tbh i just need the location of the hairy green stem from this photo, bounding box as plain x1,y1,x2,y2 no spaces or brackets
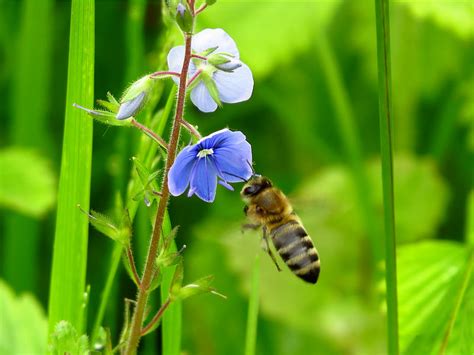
141,298,171,336
374,0,399,353
125,32,193,354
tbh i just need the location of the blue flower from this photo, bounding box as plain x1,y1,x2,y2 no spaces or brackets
167,28,254,113
168,129,253,202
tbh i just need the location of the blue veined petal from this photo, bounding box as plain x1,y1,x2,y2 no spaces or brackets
190,82,218,113
213,143,252,183
168,145,198,196
188,157,218,202
192,28,239,58
214,62,253,104
198,129,247,150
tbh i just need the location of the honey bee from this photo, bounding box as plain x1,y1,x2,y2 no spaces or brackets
241,175,320,284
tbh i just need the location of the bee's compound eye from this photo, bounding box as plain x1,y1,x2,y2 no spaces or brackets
244,186,256,195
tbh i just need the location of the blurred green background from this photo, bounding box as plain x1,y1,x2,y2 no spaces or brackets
0,0,472,354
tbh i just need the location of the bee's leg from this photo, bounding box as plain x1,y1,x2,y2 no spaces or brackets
241,223,261,233
261,228,282,272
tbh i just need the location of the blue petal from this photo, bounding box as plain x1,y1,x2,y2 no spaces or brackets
190,82,218,113
199,129,246,150
188,157,218,202
213,142,253,183
218,179,234,191
214,62,253,104
192,28,239,58
168,145,198,196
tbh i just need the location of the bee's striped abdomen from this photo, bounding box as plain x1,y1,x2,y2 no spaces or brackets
270,220,320,284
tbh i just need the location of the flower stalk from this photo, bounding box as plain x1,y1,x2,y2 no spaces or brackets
140,298,172,336
124,32,193,354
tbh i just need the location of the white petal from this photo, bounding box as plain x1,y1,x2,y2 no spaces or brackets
190,82,218,113
192,28,239,58
214,62,254,103
167,45,197,85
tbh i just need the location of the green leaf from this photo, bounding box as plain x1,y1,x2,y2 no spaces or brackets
175,275,226,301
48,321,89,355
88,210,120,239
398,0,474,39
397,241,473,354
73,104,130,127
0,148,56,218
0,280,47,354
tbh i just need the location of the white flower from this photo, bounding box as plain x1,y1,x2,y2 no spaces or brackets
167,28,254,113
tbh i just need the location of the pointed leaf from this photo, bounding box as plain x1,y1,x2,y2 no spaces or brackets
176,275,226,301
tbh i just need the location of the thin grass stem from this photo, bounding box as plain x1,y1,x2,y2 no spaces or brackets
244,254,261,355
374,0,399,353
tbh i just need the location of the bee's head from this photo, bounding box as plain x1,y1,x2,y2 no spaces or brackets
240,175,273,198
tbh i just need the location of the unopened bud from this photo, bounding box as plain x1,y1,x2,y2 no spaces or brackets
116,92,146,120
208,54,242,72
175,1,194,34
116,75,154,120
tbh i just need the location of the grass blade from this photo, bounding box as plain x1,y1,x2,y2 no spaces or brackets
374,0,399,353
244,254,260,355
48,0,94,334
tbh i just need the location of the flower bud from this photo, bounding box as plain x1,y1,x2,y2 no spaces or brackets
208,53,242,72
116,75,154,120
175,1,194,34
116,92,146,120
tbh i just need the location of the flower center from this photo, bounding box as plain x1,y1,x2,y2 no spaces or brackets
197,148,214,159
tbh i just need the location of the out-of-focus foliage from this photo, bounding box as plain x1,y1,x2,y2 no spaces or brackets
0,0,472,354
48,320,89,355
201,0,342,78
0,148,56,217
0,280,47,354
397,241,473,354
398,0,474,39
368,155,449,243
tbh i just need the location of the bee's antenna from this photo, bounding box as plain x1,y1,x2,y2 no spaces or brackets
222,171,248,182
246,160,261,178
246,160,255,175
